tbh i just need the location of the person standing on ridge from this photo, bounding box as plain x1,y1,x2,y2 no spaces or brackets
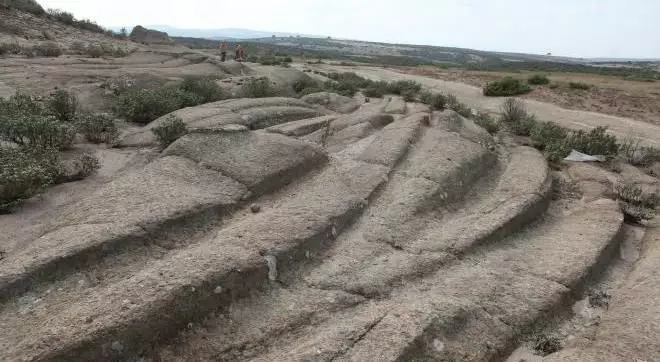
219,41,227,62
235,44,243,62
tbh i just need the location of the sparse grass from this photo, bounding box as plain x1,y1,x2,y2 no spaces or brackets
446,94,473,118
500,98,528,123
483,77,531,97
568,81,591,90
616,183,660,223
528,74,550,85
152,115,187,149
473,112,499,134
78,44,128,58
619,137,660,167
75,112,118,144
533,335,562,356
33,42,62,57
0,42,22,56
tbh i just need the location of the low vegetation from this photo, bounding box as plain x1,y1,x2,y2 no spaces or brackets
0,147,57,212
616,183,659,223
568,81,591,90
527,74,550,85
48,90,78,122
75,112,119,144
418,91,446,110
239,77,282,98
0,92,103,212
114,76,228,123
152,115,187,149
473,112,500,134
483,77,531,97
619,137,660,167
33,42,62,57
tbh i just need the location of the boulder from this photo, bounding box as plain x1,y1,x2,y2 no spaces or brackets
129,25,174,45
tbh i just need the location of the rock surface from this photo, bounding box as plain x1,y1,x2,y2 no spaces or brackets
129,25,174,45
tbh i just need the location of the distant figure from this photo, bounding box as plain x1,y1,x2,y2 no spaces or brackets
219,41,227,62
235,45,245,62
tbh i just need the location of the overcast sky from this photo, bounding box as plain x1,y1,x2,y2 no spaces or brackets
37,0,658,58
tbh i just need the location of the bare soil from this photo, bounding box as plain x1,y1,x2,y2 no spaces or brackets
404,66,660,126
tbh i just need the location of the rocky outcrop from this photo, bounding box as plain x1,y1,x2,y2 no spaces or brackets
129,25,173,45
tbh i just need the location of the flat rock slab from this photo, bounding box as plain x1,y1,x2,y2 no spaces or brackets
545,227,660,361
301,92,360,113
119,97,319,147
163,131,328,196
266,115,337,137
0,156,247,299
383,96,407,114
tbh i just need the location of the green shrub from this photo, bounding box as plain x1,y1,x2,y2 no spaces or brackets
569,81,591,90
114,87,199,123
544,141,571,164
180,75,227,104
84,44,103,58
419,91,446,110
0,115,75,150
401,90,417,102
57,152,100,182
483,77,531,96
292,77,322,96
387,80,422,96
152,115,187,148
508,114,538,136
47,90,78,122
565,126,618,156
240,77,281,98
363,81,391,98
0,147,57,213
530,121,568,150
527,74,550,85
474,112,499,134
75,112,118,144
33,42,62,57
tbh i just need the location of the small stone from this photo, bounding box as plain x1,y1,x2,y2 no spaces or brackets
110,340,124,353
85,316,95,324
365,97,370,103
214,286,223,294
250,204,261,213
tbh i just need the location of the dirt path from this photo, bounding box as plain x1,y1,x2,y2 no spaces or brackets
314,64,660,147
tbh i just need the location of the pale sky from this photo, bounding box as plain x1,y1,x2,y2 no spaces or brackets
38,0,659,59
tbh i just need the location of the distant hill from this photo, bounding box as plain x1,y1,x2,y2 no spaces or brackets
122,26,319,40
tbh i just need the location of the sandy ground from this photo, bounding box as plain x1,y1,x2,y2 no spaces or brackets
309,64,660,147
402,67,660,126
